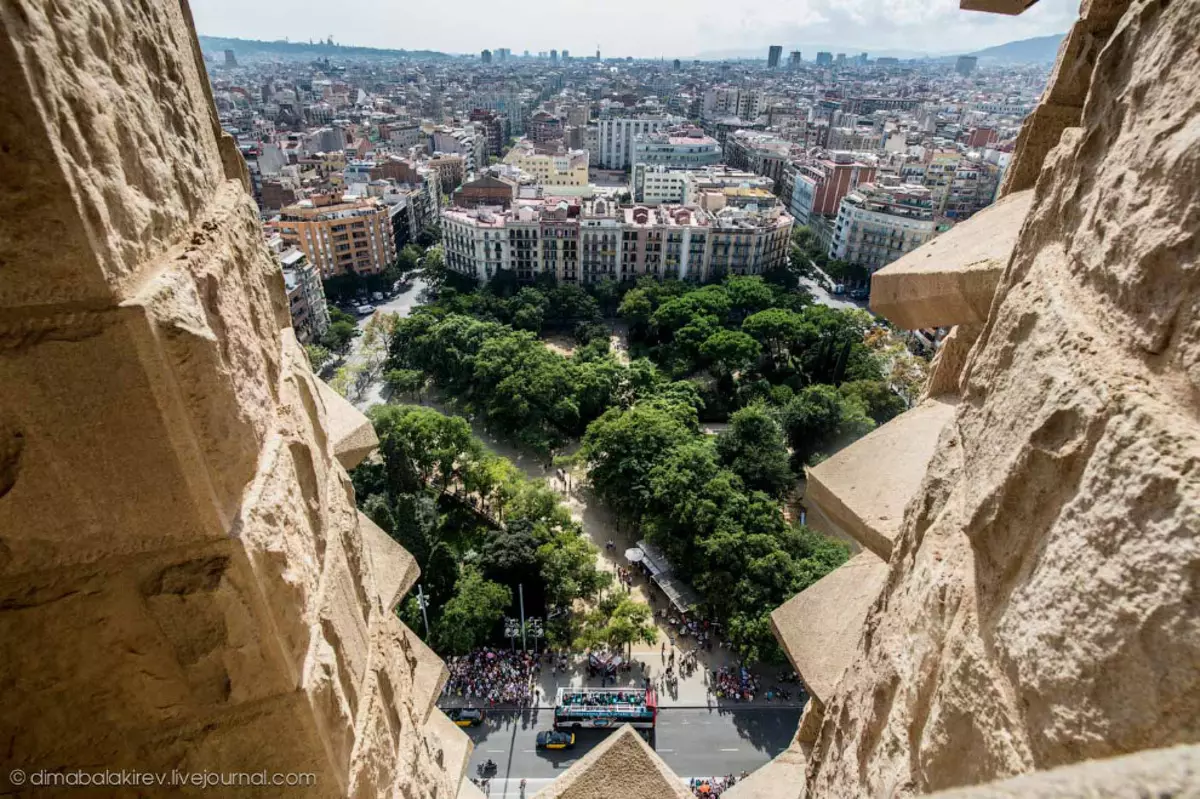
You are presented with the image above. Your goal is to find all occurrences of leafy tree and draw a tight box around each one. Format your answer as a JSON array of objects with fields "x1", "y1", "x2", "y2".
[
  {"x1": 304, "y1": 343, "x2": 332, "y2": 371},
  {"x1": 724, "y1": 276, "x2": 775, "y2": 322},
  {"x1": 617, "y1": 288, "x2": 653, "y2": 339},
  {"x1": 580, "y1": 399, "x2": 696, "y2": 517},
  {"x1": 716, "y1": 404, "x2": 794, "y2": 498},
  {"x1": 321, "y1": 319, "x2": 360, "y2": 354},
  {"x1": 700, "y1": 330, "x2": 762, "y2": 380},
  {"x1": 781, "y1": 385, "x2": 875, "y2": 467},
  {"x1": 742, "y1": 308, "x2": 806, "y2": 369},
  {"x1": 370, "y1": 404, "x2": 483, "y2": 494},
  {"x1": 539, "y1": 529, "x2": 611, "y2": 609},
  {"x1": 385, "y1": 368, "x2": 426, "y2": 399},
  {"x1": 433, "y1": 565, "x2": 512, "y2": 655},
  {"x1": 840, "y1": 380, "x2": 906, "y2": 425},
  {"x1": 603, "y1": 597, "x2": 658, "y2": 657}
]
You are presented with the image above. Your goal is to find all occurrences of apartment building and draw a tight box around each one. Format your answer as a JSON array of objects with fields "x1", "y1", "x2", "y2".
[
  {"x1": 278, "y1": 196, "x2": 397, "y2": 278},
  {"x1": 597, "y1": 116, "x2": 676, "y2": 170},
  {"x1": 280, "y1": 249, "x2": 331, "y2": 344},
  {"x1": 503, "y1": 139, "x2": 589, "y2": 186},
  {"x1": 788, "y1": 152, "x2": 878, "y2": 226},
  {"x1": 468, "y1": 109, "x2": 507, "y2": 158},
  {"x1": 632, "y1": 128, "x2": 722, "y2": 169},
  {"x1": 632, "y1": 164, "x2": 773, "y2": 206},
  {"x1": 827, "y1": 126, "x2": 884, "y2": 152},
  {"x1": 442, "y1": 197, "x2": 792, "y2": 285},
  {"x1": 724, "y1": 130, "x2": 794, "y2": 193},
  {"x1": 830, "y1": 180, "x2": 936, "y2": 271}
]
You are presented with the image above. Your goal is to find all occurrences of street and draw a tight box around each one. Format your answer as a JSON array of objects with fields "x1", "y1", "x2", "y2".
[{"x1": 460, "y1": 707, "x2": 800, "y2": 782}]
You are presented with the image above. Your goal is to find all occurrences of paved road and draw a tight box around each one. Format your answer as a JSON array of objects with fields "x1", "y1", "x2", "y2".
[{"x1": 460, "y1": 707, "x2": 800, "y2": 783}]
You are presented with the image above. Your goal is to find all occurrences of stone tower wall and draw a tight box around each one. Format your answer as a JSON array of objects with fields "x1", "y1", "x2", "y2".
[
  {"x1": 0, "y1": 1, "x2": 466, "y2": 795},
  {"x1": 801, "y1": 0, "x2": 1200, "y2": 795}
]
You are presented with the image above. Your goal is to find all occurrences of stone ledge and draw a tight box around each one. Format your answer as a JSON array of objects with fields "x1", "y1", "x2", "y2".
[
  {"x1": 316, "y1": 379, "x2": 379, "y2": 470},
  {"x1": 722, "y1": 740, "x2": 807, "y2": 799},
  {"x1": 358, "y1": 511, "x2": 419, "y2": 615},
  {"x1": 804, "y1": 398, "x2": 957, "y2": 561},
  {"x1": 458, "y1": 775, "x2": 488, "y2": 798},
  {"x1": 926, "y1": 745, "x2": 1200, "y2": 798},
  {"x1": 870, "y1": 191, "x2": 1033, "y2": 330},
  {"x1": 959, "y1": 0, "x2": 1039, "y2": 13},
  {"x1": 406, "y1": 622, "x2": 450, "y2": 725},
  {"x1": 427, "y1": 710, "x2": 474, "y2": 790},
  {"x1": 771, "y1": 552, "x2": 888, "y2": 704}
]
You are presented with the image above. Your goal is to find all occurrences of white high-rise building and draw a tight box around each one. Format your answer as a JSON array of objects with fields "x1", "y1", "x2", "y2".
[{"x1": 597, "y1": 116, "x2": 676, "y2": 170}]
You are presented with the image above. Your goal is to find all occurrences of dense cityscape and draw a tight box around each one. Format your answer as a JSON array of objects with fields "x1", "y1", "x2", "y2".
[
  {"x1": 6, "y1": 0, "x2": 1195, "y2": 796},
  {"x1": 200, "y1": 34, "x2": 1052, "y2": 794}
]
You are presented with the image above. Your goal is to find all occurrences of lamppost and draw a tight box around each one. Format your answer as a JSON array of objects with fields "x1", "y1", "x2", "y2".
[
  {"x1": 416, "y1": 584, "x2": 431, "y2": 640},
  {"x1": 504, "y1": 617, "x2": 520, "y2": 651},
  {"x1": 526, "y1": 617, "x2": 544, "y2": 655}
]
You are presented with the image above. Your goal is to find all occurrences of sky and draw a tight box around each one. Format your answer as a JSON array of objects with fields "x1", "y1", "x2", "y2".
[{"x1": 190, "y1": 0, "x2": 1078, "y2": 58}]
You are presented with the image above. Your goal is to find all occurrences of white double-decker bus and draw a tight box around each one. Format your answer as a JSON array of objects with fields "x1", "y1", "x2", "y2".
[{"x1": 553, "y1": 687, "x2": 658, "y2": 731}]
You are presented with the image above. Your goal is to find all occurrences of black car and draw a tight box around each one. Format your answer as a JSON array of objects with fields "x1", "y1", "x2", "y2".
[
  {"x1": 535, "y1": 730, "x2": 576, "y2": 750},
  {"x1": 446, "y1": 708, "x2": 484, "y2": 727}
]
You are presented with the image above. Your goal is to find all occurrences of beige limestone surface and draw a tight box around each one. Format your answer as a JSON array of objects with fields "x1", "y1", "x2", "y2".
[
  {"x1": 771, "y1": 552, "x2": 888, "y2": 704},
  {"x1": 532, "y1": 725, "x2": 691, "y2": 799},
  {"x1": 802, "y1": 1, "x2": 1200, "y2": 796},
  {"x1": 0, "y1": 1, "x2": 468, "y2": 796},
  {"x1": 803, "y1": 398, "x2": 957, "y2": 560},
  {"x1": 870, "y1": 191, "x2": 1033, "y2": 330}
]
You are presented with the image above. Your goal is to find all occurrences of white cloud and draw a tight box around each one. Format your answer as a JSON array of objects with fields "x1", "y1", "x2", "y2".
[{"x1": 190, "y1": 0, "x2": 1078, "y2": 57}]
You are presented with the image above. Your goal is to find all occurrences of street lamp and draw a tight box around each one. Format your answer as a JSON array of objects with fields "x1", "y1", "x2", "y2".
[
  {"x1": 526, "y1": 617, "x2": 544, "y2": 655},
  {"x1": 504, "y1": 617, "x2": 520, "y2": 651}
]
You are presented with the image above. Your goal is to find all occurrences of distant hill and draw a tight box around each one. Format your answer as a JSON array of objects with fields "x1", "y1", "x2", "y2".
[
  {"x1": 965, "y1": 33, "x2": 1065, "y2": 63},
  {"x1": 197, "y1": 35, "x2": 451, "y2": 61}
]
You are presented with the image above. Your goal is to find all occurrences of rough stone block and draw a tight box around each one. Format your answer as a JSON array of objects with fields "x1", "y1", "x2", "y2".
[
  {"x1": 771, "y1": 553, "x2": 888, "y2": 703},
  {"x1": 804, "y1": 398, "x2": 958, "y2": 560},
  {"x1": 0, "y1": 0, "x2": 226, "y2": 308},
  {"x1": 723, "y1": 740, "x2": 807, "y2": 799},
  {"x1": 533, "y1": 725, "x2": 691, "y2": 799},
  {"x1": 1042, "y1": 24, "x2": 1099, "y2": 110},
  {"x1": 317, "y1": 379, "x2": 380, "y2": 470},
  {"x1": 359, "y1": 511, "x2": 419, "y2": 615},
  {"x1": 136, "y1": 692, "x2": 340, "y2": 797},
  {"x1": 0, "y1": 311, "x2": 222, "y2": 574},
  {"x1": 0, "y1": 541, "x2": 291, "y2": 769},
  {"x1": 870, "y1": 191, "x2": 1033, "y2": 330},
  {"x1": 997, "y1": 104, "x2": 1081, "y2": 196},
  {"x1": 959, "y1": 0, "x2": 1040, "y2": 13},
  {"x1": 926, "y1": 744, "x2": 1200, "y2": 798},
  {"x1": 426, "y1": 709, "x2": 474, "y2": 788}
]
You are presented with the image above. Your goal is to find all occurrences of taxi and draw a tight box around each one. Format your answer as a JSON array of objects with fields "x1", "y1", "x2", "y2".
[
  {"x1": 446, "y1": 708, "x2": 484, "y2": 727},
  {"x1": 535, "y1": 730, "x2": 576, "y2": 750}
]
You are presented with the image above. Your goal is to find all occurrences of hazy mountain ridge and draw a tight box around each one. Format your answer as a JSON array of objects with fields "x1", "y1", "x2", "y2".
[
  {"x1": 964, "y1": 33, "x2": 1064, "y2": 62},
  {"x1": 198, "y1": 35, "x2": 451, "y2": 60},
  {"x1": 696, "y1": 33, "x2": 1065, "y2": 64}
]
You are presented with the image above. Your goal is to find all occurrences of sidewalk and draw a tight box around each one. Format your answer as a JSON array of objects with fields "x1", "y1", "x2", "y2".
[{"x1": 439, "y1": 647, "x2": 806, "y2": 711}]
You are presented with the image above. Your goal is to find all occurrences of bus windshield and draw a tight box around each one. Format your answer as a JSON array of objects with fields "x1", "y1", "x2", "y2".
[{"x1": 553, "y1": 688, "x2": 658, "y2": 730}]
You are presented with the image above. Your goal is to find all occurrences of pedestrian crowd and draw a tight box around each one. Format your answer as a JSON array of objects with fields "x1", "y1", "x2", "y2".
[
  {"x1": 713, "y1": 665, "x2": 760, "y2": 702},
  {"x1": 442, "y1": 648, "x2": 536, "y2": 706},
  {"x1": 689, "y1": 775, "x2": 740, "y2": 796}
]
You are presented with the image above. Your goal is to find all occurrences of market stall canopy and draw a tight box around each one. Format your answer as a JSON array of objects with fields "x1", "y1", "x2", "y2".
[{"x1": 636, "y1": 540, "x2": 701, "y2": 612}]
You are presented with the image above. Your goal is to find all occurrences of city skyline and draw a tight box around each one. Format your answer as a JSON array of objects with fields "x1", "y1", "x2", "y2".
[{"x1": 190, "y1": 0, "x2": 1077, "y2": 59}]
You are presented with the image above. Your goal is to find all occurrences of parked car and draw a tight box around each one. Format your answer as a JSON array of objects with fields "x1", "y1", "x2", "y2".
[
  {"x1": 849, "y1": 288, "x2": 869, "y2": 300},
  {"x1": 372, "y1": 292, "x2": 384, "y2": 302},
  {"x1": 535, "y1": 730, "x2": 576, "y2": 750},
  {"x1": 446, "y1": 708, "x2": 484, "y2": 727},
  {"x1": 355, "y1": 304, "x2": 376, "y2": 315}
]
